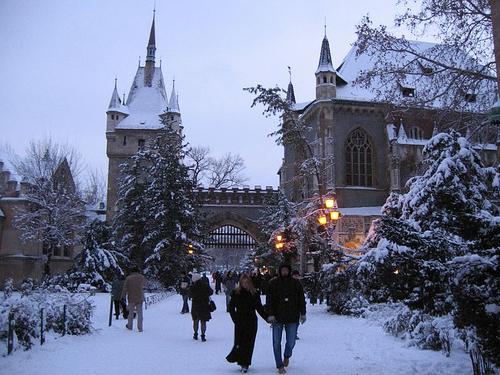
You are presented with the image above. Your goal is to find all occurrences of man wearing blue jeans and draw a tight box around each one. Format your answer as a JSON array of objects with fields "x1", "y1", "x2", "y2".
[{"x1": 266, "y1": 264, "x2": 306, "y2": 374}]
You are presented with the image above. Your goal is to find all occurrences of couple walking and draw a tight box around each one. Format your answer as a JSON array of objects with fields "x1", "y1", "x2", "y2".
[{"x1": 226, "y1": 264, "x2": 306, "y2": 374}]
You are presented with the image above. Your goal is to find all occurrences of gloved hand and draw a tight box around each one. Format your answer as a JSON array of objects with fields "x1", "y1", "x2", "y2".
[
  {"x1": 300, "y1": 314, "x2": 307, "y2": 324},
  {"x1": 267, "y1": 315, "x2": 276, "y2": 324}
]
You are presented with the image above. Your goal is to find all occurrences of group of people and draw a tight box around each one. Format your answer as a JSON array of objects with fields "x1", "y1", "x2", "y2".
[{"x1": 117, "y1": 264, "x2": 306, "y2": 374}]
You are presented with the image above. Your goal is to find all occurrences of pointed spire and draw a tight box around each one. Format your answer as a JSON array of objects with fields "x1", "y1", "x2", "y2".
[
  {"x1": 108, "y1": 78, "x2": 121, "y2": 109},
  {"x1": 146, "y1": 11, "x2": 156, "y2": 63},
  {"x1": 286, "y1": 67, "x2": 296, "y2": 103},
  {"x1": 316, "y1": 34, "x2": 335, "y2": 74},
  {"x1": 168, "y1": 79, "x2": 180, "y2": 113},
  {"x1": 397, "y1": 119, "x2": 408, "y2": 141}
]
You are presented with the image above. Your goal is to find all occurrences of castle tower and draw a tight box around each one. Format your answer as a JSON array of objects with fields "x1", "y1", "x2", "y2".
[
  {"x1": 106, "y1": 12, "x2": 171, "y2": 221},
  {"x1": 315, "y1": 32, "x2": 336, "y2": 100}
]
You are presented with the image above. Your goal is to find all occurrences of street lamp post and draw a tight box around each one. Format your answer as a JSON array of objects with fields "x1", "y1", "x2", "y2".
[{"x1": 316, "y1": 196, "x2": 342, "y2": 272}]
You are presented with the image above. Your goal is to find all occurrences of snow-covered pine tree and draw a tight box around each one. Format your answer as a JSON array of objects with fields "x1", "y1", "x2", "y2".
[
  {"x1": 256, "y1": 191, "x2": 297, "y2": 267},
  {"x1": 357, "y1": 131, "x2": 499, "y2": 315},
  {"x1": 142, "y1": 129, "x2": 208, "y2": 287},
  {"x1": 354, "y1": 131, "x2": 499, "y2": 363},
  {"x1": 113, "y1": 154, "x2": 148, "y2": 266},
  {"x1": 70, "y1": 219, "x2": 125, "y2": 291}
]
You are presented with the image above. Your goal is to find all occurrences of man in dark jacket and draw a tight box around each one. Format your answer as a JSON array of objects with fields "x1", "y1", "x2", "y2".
[
  {"x1": 266, "y1": 264, "x2": 306, "y2": 373},
  {"x1": 178, "y1": 271, "x2": 191, "y2": 314},
  {"x1": 111, "y1": 276, "x2": 128, "y2": 319}
]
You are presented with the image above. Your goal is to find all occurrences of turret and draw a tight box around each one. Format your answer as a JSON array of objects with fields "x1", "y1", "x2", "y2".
[
  {"x1": 163, "y1": 80, "x2": 182, "y2": 133},
  {"x1": 106, "y1": 78, "x2": 129, "y2": 132},
  {"x1": 315, "y1": 32, "x2": 336, "y2": 100}
]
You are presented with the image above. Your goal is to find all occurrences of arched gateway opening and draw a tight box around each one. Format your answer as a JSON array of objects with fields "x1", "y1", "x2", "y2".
[{"x1": 204, "y1": 225, "x2": 257, "y2": 270}]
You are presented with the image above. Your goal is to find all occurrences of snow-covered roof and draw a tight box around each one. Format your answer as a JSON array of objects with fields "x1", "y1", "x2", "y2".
[
  {"x1": 335, "y1": 40, "x2": 496, "y2": 108},
  {"x1": 340, "y1": 206, "x2": 382, "y2": 216},
  {"x1": 292, "y1": 101, "x2": 314, "y2": 111},
  {"x1": 107, "y1": 81, "x2": 129, "y2": 115},
  {"x1": 116, "y1": 66, "x2": 168, "y2": 130},
  {"x1": 167, "y1": 80, "x2": 180, "y2": 113}
]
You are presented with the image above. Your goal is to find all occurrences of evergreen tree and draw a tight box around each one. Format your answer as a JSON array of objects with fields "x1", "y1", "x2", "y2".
[
  {"x1": 142, "y1": 130, "x2": 208, "y2": 287},
  {"x1": 256, "y1": 191, "x2": 297, "y2": 268},
  {"x1": 353, "y1": 130, "x2": 499, "y2": 364},
  {"x1": 357, "y1": 131, "x2": 498, "y2": 314},
  {"x1": 113, "y1": 154, "x2": 148, "y2": 266}
]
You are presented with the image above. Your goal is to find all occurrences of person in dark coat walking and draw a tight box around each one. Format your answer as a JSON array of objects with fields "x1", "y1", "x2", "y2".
[
  {"x1": 178, "y1": 271, "x2": 191, "y2": 314},
  {"x1": 111, "y1": 276, "x2": 128, "y2": 319},
  {"x1": 190, "y1": 273, "x2": 213, "y2": 341},
  {"x1": 266, "y1": 264, "x2": 306, "y2": 374},
  {"x1": 226, "y1": 274, "x2": 268, "y2": 373}
]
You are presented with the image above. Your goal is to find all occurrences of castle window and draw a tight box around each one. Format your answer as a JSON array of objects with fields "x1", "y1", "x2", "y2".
[
  {"x1": 401, "y1": 87, "x2": 415, "y2": 97},
  {"x1": 323, "y1": 76, "x2": 327, "y2": 84},
  {"x1": 138, "y1": 139, "x2": 145, "y2": 150},
  {"x1": 123, "y1": 136, "x2": 127, "y2": 146},
  {"x1": 317, "y1": 77, "x2": 320, "y2": 85},
  {"x1": 409, "y1": 127, "x2": 424, "y2": 140},
  {"x1": 345, "y1": 128, "x2": 373, "y2": 187},
  {"x1": 330, "y1": 77, "x2": 334, "y2": 83},
  {"x1": 464, "y1": 93, "x2": 477, "y2": 103},
  {"x1": 111, "y1": 114, "x2": 114, "y2": 120}
]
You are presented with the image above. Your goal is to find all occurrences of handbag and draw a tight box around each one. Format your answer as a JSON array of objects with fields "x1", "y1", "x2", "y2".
[{"x1": 209, "y1": 298, "x2": 217, "y2": 312}]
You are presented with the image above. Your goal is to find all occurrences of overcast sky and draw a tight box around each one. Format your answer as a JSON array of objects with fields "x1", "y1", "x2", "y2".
[{"x1": 0, "y1": 0, "x2": 417, "y2": 187}]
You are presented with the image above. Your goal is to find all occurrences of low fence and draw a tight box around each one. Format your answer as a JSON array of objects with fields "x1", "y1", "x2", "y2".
[
  {"x1": 4, "y1": 304, "x2": 69, "y2": 355},
  {"x1": 108, "y1": 291, "x2": 174, "y2": 327}
]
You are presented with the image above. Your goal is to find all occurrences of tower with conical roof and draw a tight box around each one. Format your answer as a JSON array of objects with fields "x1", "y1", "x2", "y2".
[
  {"x1": 106, "y1": 78, "x2": 129, "y2": 132},
  {"x1": 315, "y1": 30, "x2": 336, "y2": 100},
  {"x1": 105, "y1": 12, "x2": 182, "y2": 220}
]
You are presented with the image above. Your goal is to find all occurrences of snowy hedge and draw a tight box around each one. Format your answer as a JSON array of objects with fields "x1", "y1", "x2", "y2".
[{"x1": 0, "y1": 282, "x2": 94, "y2": 352}]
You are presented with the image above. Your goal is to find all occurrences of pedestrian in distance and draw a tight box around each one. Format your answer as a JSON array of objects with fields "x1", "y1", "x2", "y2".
[
  {"x1": 226, "y1": 274, "x2": 268, "y2": 373},
  {"x1": 121, "y1": 266, "x2": 146, "y2": 332},
  {"x1": 215, "y1": 271, "x2": 222, "y2": 295},
  {"x1": 266, "y1": 264, "x2": 306, "y2": 374},
  {"x1": 111, "y1": 275, "x2": 129, "y2": 319},
  {"x1": 178, "y1": 271, "x2": 191, "y2": 314},
  {"x1": 190, "y1": 273, "x2": 213, "y2": 342},
  {"x1": 223, "y1": 270, "x2": 238, "y2": 312}
]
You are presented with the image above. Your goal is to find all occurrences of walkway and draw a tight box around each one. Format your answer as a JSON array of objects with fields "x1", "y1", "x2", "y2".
[{"x1": 1, "y1": 293, "x2": 471, "y2": 374}]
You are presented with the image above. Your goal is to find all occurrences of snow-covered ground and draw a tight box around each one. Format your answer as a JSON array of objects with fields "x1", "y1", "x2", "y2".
[{"x1": 1, "y1": 292, "x2": 472, "y2": 375}]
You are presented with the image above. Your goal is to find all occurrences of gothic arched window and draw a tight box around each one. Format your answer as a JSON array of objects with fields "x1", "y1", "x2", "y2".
[
  {"x1": 409, "y1": 127, "x2": 424, "y2": 140},
  {"x1": 345, "y1": 128, "x2": 374, "y2": 187}
]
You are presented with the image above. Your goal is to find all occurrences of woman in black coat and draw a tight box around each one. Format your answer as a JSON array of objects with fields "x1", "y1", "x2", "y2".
[
  {"x1": 190, "y1": 274, "x2": 213, "y2": 341},
  {"x1": 226, "y1": 274, "x2": 268, "y2": 373}
]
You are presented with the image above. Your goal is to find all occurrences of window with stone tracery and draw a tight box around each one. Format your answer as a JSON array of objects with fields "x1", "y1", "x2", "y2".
[{"x1": 345, "y1": 128, "x2": 373, "y2": 187}]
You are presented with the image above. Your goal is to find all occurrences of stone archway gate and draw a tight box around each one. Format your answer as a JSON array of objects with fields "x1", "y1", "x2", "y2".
[{"x1": 195, "y1": 186, "x2": 279, "y2": 268}]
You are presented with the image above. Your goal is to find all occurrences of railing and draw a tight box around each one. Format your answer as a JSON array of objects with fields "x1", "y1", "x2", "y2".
[{"x1": 5, "y1": 304, "x2": 69, "y2": 355}]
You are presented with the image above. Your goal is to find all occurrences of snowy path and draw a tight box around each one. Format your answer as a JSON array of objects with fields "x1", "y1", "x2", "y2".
[{"x1": 2, "y1": 293, "x2": 471, "y2": 375}]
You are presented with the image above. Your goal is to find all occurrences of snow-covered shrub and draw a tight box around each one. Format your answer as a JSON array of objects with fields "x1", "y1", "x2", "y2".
[
  {"x1": 383, "y1": 306, "x2": 455, "y2": 355},
  {"x1": 0, "y1": 288, "x2": 94, "y2": 352},
  {"x1": 20, "y1": 278, "x2": 34, "y2": 296},
  {"x1": 450, "y1": 252, "x2": 499, "y2": 367}
]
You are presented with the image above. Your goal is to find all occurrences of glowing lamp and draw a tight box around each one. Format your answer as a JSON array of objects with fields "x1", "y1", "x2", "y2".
[
  {"x1": 276, "y1": 235, "x2": 283, "y2": 242},
  {"x1": 393, "y1": 269, "x2": 399, "y2": 275},
  {"x1": 318, "y1": 215, "x2": 327, "y2": 225},
  {"x1": 325, "y1": 198, "x2": 335, "y2": 209},
  {"x1": 330, "y1": 210, "x2": 340, "y2": 221},
  {"x1": 275, "y1": 242, "x2": 284, "y2": 250}
]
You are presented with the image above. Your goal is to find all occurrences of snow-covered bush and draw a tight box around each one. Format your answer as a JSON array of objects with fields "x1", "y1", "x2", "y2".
[
  {"x1": 383, "y1": 305, "x2": 455, "y2": 355},
  {"x1": 0, "y1": 287, "x2": 94, "y2": 352}
]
